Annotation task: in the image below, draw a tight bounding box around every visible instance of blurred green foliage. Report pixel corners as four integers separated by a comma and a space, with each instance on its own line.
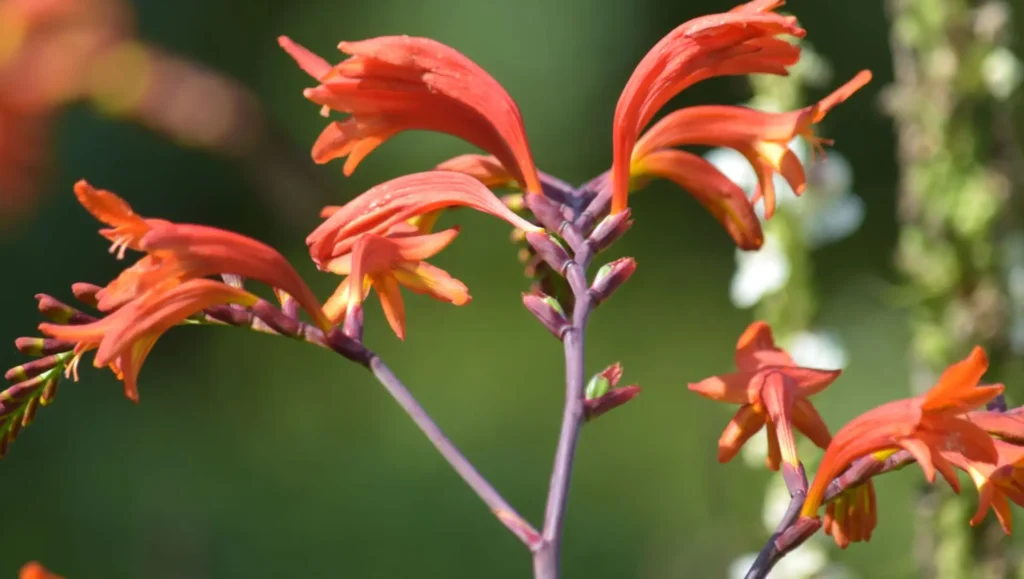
1, 0, 1020, 577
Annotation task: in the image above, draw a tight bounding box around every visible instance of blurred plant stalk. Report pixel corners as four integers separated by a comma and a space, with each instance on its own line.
0, 0, 333, 234
886, 0, 1023, 576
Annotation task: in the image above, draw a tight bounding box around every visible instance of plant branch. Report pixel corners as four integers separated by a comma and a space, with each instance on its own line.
533, 211, 597, 579
202, 301, 541, 549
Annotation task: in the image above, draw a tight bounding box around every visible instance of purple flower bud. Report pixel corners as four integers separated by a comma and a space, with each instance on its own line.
522, 293, 570, 340
526, 232, 572, 275
71, 283, 102, 308
5, 354, 65, 383
252, 300, 302, 339
590, 258, 637, 305
524, 193, 572, 234
587, 209, 633, 253
15, 337, 75, 357
35, 294, 95, 325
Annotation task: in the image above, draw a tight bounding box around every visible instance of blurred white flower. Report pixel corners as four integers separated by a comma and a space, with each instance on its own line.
787, 330, 848, 370
730, 232, 791, 308
802, 193, 865, 248
762, 476, 793, 532
981, 46, 1023, 100
741, 428, 770, 469
727, 544, 828, 579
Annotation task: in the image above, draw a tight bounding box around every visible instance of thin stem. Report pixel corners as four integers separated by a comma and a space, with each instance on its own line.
368, 356, 541, 549
201, 303, 541, 549
535, 245, 594, 578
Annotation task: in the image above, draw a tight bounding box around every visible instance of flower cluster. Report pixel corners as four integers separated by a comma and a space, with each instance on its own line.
691, 321, 1024, 564
0, 1, 921, 578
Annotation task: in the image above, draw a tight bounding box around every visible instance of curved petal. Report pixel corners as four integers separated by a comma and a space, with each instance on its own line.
436, 153, 517, 189
139, 223, 331, 331
922, 346, 1003, 416
717, 404, 765, 463
279, 35, 541, 194
307, 171, 541, 266
609, 7, 804, 213
688, 370, 756, 404
371, 273, 406, 341
792, 398, 832, 449
633, 148, 763, 249
392, 261, 471, 305
734, 320, 782, 370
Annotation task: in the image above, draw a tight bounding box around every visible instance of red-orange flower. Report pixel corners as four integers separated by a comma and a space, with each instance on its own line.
610, 0, 805, 215
19, 561, 64, 579
688, 321, 839, 470
325, 228, 470, 340
944, 439, 1024, 534
306, 171, 541, 271
39, 278, 258, 401
631, 70, 872, 219
802, 347, 1003, 518
279, 34, 541, 194
73, 181, 331, 330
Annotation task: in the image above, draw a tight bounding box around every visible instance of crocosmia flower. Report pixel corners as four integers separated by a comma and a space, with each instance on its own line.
802, 347, 1003, 520
688, 321, 840, 470
40, 278, 258, 401
610, 0, 806, 216
945, 439, 1024, 534
630, 70, 872, 219
279, 34, 541, 194
73, 180, 330, 330
324, 228, 470, 340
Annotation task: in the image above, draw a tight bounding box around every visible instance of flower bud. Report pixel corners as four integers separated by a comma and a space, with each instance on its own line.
585, 362, 623, 400
35, 294, 95, 325
584, 385, 640, 421
15, 337, 75, 357
522, 293, 569, 339
252, 300, 302, 339
524, 192, 572, 234
526, 232, 573, 275
590, 258, 636, 305
587, 209, 633, 253
71, 283, 102, 308
5, 354, 65, 383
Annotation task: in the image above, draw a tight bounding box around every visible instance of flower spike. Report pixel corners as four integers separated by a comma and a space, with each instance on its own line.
279, 35, 542, 194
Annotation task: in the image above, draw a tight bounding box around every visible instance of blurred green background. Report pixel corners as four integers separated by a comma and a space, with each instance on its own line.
1, 0, 1020, 577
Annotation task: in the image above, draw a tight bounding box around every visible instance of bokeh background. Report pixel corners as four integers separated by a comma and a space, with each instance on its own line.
0, 0, 1022, 577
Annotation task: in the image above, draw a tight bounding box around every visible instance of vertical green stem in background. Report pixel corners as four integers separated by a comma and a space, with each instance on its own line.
886, 0, 1022, 576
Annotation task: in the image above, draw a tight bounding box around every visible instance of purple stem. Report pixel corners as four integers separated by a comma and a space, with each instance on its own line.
203, 302, 541, 548
368, 356, 542, 549
533, 219, 596, 578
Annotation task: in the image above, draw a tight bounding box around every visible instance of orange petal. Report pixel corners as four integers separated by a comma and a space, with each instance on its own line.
792, 398, 832, 449
610, 7, 804, 213
633, 148, 763, 249
278, 35, 333, 80
281, 34, 541, 193
372, 273, 407, 341
717, 404, 765, 463
307, 171, 540, 266
140, 223, 332, 331
810, 70, 873, 124
392, 261, 471, 305
688, 371, 757, 404
734, 321, 781, 370
436, 154, 517, 189
782, 366, 842, 397
760, 372, 799, 467
921, 346, 1003, 416
765, 420, 782, 471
